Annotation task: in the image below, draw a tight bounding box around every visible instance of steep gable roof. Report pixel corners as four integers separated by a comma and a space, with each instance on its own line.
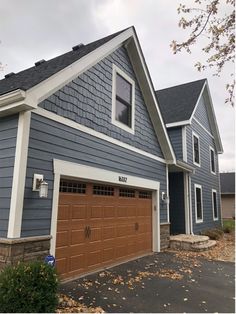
0, 29, 126, 96
155, 79, 206, 125
220, 172, 235, 194
0, 26, 176, 163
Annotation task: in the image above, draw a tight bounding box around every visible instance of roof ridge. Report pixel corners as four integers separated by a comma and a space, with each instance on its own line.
155, 78, 207, 93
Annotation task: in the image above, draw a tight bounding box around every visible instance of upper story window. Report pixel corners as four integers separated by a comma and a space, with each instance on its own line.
194, 184, 203, 223
212, 189, 218, 220
210, 147, 216, 174
192, 132, 200, 166
112, 64, 135, 134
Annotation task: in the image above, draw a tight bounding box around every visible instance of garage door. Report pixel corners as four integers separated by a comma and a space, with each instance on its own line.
56, 180, 152, 280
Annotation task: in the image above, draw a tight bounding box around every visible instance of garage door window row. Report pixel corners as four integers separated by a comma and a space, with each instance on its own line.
59, 180, 152, 199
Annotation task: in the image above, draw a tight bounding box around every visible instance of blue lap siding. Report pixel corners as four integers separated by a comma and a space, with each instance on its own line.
21, 113, 167, 237
0, 114, 18, 237
167, 127, 183, 160
187, 112, 221, 233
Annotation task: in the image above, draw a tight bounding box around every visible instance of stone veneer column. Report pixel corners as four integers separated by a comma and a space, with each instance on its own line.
0, 235, 51, 269
160, 223, 170, 249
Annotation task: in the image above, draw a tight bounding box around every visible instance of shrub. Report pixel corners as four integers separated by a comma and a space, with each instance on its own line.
201, 228, 224, 240
0, 260, 59, 313
223, 219, 235, 233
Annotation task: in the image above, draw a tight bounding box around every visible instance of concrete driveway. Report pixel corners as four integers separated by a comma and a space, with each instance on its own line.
60, 252, 235, 313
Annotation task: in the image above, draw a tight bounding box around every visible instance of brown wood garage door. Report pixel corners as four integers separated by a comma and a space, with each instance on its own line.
56, 180, 152, 280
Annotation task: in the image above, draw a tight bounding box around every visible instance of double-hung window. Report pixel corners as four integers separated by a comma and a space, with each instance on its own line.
210, 147, 216, 174
212, 190, 218, 220
195, 184, 203, 223
192, 132, 200, 166
112, 65, 135, 133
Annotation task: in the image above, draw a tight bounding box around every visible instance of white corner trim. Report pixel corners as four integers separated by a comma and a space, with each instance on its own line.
193, 117, 214, 139
189, 176, 193, 234
50, 159, 160, 255
111, 64, 135, 134
212, 189, 219, 221
182, 126, 187, 162
7, 111, 31, 238
27, 28, 135, 105
194, 183, 203, 224
192, 131, 201, 167
33, 107, 166, 164
209, 146, 216, 175
166, 164, 169, 223
166, 120, 191, 128
184, 173, 190, 234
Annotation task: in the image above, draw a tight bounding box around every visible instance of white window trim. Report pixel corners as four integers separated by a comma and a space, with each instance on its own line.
182, 126, 187, 162
112, 64, 135, 134
194, 184, 203, 223
212, 189, 218, 221
192, 132, 201, 167
209, 146, 216, 175
50, 159, 160, 256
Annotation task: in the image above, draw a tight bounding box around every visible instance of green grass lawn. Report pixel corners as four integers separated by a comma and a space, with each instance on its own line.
223, 219, 235, 233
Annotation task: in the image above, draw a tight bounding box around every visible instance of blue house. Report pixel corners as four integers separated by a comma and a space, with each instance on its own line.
0, 27, 223, 280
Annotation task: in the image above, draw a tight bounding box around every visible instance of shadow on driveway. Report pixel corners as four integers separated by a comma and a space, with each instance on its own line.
60, 252, 235, 313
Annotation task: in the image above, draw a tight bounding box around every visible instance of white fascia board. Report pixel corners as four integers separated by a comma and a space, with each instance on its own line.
166, 120, 191, 128
0, 89, 26, 107
26, 28, 134, 105
189, 81, 207, 121
125, 36, 176, 164
190, 81, 223, 154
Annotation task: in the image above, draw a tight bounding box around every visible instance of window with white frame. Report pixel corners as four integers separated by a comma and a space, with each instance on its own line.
210, 147, 216, 174
212, 190, 218, 220
195, 184, 203, 223
112, 65, 135, 133
193, 133, 200, 166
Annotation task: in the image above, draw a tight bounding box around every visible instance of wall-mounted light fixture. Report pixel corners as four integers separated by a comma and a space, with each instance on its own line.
33, 174, 49, 198
161, 192, 170, 204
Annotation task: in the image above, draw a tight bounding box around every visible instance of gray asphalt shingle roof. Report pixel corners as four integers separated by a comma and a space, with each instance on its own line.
0, 29, 127, 96
220, 173, 235, 194
155, 79, 206, 124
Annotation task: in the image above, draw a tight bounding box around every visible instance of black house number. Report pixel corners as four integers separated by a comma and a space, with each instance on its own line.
119, 176, 127, 183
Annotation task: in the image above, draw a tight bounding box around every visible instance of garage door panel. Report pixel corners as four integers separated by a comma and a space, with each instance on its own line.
69, 254, 86, 272
56, 231, 69, 247
56, 181, 153, 280
71, 205, 87, 219
104, 206, 116, 218
71, 229, 85, 245
58, 205, 70, 220
103, 226, 116, 239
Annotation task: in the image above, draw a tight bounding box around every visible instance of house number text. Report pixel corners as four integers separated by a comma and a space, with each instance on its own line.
119, 176, 127, 183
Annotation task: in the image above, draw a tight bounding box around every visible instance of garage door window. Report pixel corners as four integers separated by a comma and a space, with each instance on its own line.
60, 180, 86, 193
139, 191, 152, 199
93, 185, 114, 196
119, 188, 135, 197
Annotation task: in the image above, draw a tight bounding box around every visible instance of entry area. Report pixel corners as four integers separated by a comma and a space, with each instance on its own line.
56, 180, 152, 280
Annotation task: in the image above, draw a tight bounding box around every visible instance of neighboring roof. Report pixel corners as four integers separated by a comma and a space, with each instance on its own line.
0, 29, 127, 96
220, 172, 235, 194
155, 79, 206, 124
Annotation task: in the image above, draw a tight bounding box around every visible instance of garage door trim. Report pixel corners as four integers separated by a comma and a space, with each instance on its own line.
50, 159, 160, 256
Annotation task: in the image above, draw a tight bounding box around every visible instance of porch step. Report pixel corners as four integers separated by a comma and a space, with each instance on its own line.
169, 234, 216, 252
192, 240, 217, 252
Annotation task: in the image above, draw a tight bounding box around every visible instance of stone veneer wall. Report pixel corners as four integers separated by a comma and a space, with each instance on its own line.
160, 223, 170, 249
0, 235, 51, 269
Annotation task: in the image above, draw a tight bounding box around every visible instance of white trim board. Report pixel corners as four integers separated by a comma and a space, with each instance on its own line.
7, 111, 31, 238
194, 184, 203, 224
193, 117, 214, 139
182, 126, 187, 162
50, 159, 160, 255
111, 64, 135, 134
212, 189, 219, 221
166, 120, 190, 128
33, 107, 166, 164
